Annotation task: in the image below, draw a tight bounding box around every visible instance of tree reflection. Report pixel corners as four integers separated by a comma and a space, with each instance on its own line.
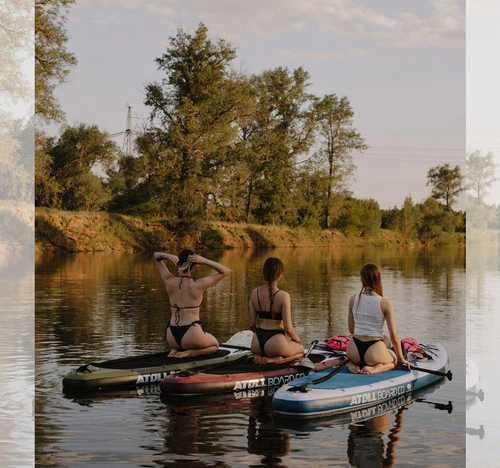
247, 397, 290, 467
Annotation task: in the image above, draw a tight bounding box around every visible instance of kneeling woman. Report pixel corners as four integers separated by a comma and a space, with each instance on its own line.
249, 258, 304, 360
346, 263, 409, 374
154, 250, 231, 358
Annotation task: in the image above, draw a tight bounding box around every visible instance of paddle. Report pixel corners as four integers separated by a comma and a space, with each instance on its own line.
288, 358, 348, 392
224, 330, 254, 350
415, 398, 453, 413
467, 388, 485, 401
404, 363, 453, 381
293, 340, 319, 371
466, 425, 485, 439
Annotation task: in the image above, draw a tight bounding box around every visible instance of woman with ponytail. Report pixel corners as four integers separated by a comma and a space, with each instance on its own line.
346, 264, 409, 374
153, 249, 231, 358
249, 257, 304, 359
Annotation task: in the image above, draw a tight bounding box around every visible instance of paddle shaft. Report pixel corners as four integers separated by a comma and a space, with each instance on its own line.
292, 340, 319, 371
303, 348, 451, 380
406, 363, 453, 381
288, 358, 348, 392
416, 398, 453, 413
304, 340, 318, 358
313, 359, 348, 383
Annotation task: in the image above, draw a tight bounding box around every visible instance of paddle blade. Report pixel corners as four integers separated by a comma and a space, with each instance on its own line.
304, 340, 319, 358
225, 330, 253, 349
295, 357, 315, 370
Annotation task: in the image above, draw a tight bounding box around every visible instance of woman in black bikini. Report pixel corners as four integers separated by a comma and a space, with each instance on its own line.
249, 258, 304, 359
154, 249, 231, 358
346, 263, 409, 374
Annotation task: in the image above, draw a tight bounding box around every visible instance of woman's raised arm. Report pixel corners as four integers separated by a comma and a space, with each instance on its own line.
191, 254, 232, 290
153, 252, 178, 282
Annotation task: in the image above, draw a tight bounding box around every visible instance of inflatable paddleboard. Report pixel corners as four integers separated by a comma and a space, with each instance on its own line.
273, 343, 449, 418
160, 348, 343, 396
62, 331, 253, 393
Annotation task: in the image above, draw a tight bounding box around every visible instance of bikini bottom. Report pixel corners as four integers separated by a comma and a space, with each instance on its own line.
353, 337, 382, 368
255, 328, 286, 357
167, 321, 202, 350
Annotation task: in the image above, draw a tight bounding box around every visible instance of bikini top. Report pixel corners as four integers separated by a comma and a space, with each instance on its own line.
254, 288, 283, 321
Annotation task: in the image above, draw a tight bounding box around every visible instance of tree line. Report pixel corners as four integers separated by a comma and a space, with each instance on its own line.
35, 10, 473, 242
466, 150, 499, 231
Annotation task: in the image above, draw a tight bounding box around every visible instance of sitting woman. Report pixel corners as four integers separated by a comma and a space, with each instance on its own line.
346, 263, 409, 375
154, 249, 231, 358
249, 257, 304, 362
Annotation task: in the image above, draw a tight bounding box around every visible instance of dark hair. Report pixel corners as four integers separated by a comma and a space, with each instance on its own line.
263, 257, 284, 318
177, 249, 194, 268
360, 263, 383, 296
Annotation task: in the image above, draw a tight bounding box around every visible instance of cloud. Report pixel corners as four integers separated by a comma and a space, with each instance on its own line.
78, 0, 464, 49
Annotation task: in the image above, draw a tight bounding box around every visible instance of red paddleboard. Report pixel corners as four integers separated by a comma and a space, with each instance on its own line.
160, 350, 342, 396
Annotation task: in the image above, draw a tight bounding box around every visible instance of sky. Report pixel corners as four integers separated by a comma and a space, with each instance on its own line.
467, 0, 500, 205
54, 0, 466, 208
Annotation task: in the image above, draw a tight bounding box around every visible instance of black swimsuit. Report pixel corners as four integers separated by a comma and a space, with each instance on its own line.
166, 276, 204, 350
253, 289, 285, 356
167, 310, 203, 350
353, 337, 382, 368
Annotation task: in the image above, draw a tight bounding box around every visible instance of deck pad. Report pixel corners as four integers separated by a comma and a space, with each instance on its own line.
203, 353, 326, 375
290, 368, 409, 390
94, 349, 230, 370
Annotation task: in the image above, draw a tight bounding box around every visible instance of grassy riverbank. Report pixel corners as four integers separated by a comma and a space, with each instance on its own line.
35, 208, 464, 255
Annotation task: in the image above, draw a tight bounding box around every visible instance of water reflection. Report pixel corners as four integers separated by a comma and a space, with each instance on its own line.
36, 246, 464, 466
1, 260, 34, 467
347, 409, 405, 467
466, 235, 500, 466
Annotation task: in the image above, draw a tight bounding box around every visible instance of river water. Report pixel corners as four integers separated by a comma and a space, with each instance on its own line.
466, 239, 500, 467
0, 259, 34, 468
35, 246, 465, 467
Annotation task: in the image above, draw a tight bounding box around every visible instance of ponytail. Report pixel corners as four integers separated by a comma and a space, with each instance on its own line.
262, 257, 284, 319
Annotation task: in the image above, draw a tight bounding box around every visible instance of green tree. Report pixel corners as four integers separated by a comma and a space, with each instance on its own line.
332, 197, 381, 235
35, 0, 76, 122
398, 196, 419, 239
381, 197, 420, 239
35, 133, 61, 207
143, 24, 252, 230
1, 0, 32, 105
416, 197, 458, 242
292, 163, 329, 228
426, 163, 463, 209
245, 67, 317, 224
466, 151, 497, 203
0, 120, 32, 201
37, 124, 118, 210
381, 207, 399, 230
314, 94, 367, 228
